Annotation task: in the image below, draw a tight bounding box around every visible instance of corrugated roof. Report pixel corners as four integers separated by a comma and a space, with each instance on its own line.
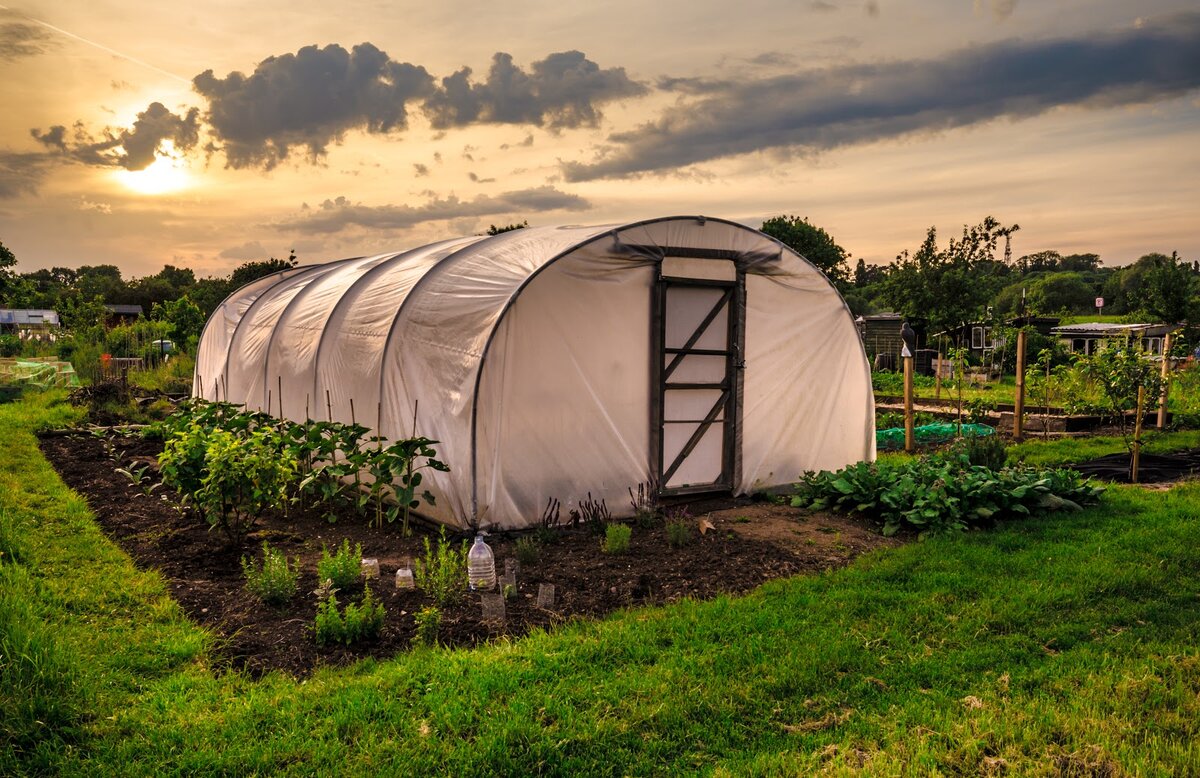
0, 309, 60, 325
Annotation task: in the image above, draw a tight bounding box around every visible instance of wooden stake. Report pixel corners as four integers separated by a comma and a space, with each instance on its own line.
903, 355, 915, 454
349, 398, 356, 425
1013, 328, 1027, 442
934, 338, 944, 400
266, 389, 272, 417
277, 375, 284, 418
326, 389, 333, 422
1157, 332, 1172, 430
1132, 384, 1146, 484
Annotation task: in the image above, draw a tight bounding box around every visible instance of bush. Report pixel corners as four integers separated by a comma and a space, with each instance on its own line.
314, 583, 386, 646
601, 523, 632, 554
241, 542, 299, 605
793, 456, 1104, 538
514, 537, 539, 566
413, 528, 468, 607
194, 427, 298, 543
317, 539, 362, 589
413, 605, 441, 647
944, 434, 1008, 471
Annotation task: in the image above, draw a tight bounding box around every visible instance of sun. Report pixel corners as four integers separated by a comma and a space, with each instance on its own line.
114, 151, 191, 195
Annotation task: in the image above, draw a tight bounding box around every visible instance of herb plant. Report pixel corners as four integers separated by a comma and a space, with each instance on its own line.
241, 542, 300, 605
317, 539, 362, 589
413, 528, 468, 607
601, 523, 632, 554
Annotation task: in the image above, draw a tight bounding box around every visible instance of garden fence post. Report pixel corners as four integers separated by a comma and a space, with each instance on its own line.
903, 353, 915, 454
1157, 331, 1172, 430
1013, 328, 1027, 442
1132, 384, 1145, 483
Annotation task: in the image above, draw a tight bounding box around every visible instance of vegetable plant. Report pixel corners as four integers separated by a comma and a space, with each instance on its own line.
793, 454, 1104, 539
194, 427, 298, 544
413, 605, 441, 647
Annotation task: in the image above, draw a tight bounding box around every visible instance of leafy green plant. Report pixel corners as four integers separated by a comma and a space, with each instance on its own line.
666, 519, 692, 548
1076, 343, 1164, 445
413, 605, 441, 647
944, 435, 1008, 471
502, 584, 516, 600
314, 583, 386, 646
241, 542, 300, 605
194, 427, 298, 543
514, 537, 540, 566
602, 523, 632, 554
965, 397, 997, 425
793, 456, 1104, 539
413, 528, 468, 607
317, 539, 362, 589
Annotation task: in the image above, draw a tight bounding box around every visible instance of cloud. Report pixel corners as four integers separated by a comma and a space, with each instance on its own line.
193, 43, 435, 169
413, 162, 429, 176
0, 150, 51, 197
975, 0, 1018, 21
0, 21, 55, 60
865, 0, 880, 17
468, 172, 496, 183
219, 240, 268, 260
79, 198, 111, 214
31, 102, 200, 170
423, 50, 647, 130
563, 12, 1200, 181
808, 1, 837, 11
278, 185, 590, 234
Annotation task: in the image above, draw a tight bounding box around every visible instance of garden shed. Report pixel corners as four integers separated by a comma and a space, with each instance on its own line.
193, 216, 874, 530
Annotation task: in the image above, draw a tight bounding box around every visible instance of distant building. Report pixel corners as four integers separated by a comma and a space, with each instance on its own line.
103, 304, 143, 325
934, 316, 1061, 355
857, 313, 904, 369
0, 309, 60, 340
1050, 322, 1178, 356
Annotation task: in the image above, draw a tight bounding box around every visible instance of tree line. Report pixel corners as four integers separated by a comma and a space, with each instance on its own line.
759, 215, 1198, 340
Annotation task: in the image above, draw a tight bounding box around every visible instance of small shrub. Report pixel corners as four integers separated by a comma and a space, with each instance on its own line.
502, 583, 516, 600
414, 527, 468, 607
241, 542, 299, 605
413, 605, 442, 647
317, 539, 362, 589
314, 583, 386, 646
666, 519, 692, 548
601, 523, 632, 554
514, 537, 540, 566
966, 397, 997, 425
946, 434, 1007, 471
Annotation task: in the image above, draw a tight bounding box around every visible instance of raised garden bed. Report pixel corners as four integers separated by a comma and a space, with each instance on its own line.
39, 431, 897, 677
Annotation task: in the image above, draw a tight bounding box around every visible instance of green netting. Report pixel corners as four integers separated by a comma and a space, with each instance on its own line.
877, 422, 995, 450
0, 358, 80, 389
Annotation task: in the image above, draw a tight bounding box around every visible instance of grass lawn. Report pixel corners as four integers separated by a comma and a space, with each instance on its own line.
3, 391, 1199, 774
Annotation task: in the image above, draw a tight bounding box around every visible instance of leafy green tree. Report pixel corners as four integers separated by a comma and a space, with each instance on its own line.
153, 295, 206, 348
229, 251, 298, 290
761, 215, 851, 287
0, 239, 33, 306
1140, 251, 1196, 323
880, 216, 1018, 341
55, 292, 108, 334
486, 221, 528, 235
1028, 272, 1095, 315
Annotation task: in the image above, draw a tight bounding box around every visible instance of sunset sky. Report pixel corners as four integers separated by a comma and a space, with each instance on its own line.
1, 0, 1197, 278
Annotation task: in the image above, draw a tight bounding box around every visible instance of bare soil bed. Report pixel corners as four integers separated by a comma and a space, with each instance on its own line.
39, 431, 898, 677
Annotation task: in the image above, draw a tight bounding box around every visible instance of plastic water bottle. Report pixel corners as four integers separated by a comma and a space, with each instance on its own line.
468, 534, 496, 591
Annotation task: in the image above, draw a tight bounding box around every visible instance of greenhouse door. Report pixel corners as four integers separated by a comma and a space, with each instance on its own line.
652, 267, 744, 496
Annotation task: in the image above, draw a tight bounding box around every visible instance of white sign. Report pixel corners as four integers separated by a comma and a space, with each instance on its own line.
1095, 297, 1105, 308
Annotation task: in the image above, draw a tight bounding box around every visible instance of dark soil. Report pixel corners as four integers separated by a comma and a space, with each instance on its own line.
38, 431, 898, 678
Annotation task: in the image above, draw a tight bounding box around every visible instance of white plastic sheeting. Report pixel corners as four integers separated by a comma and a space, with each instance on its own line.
194, 216, 875, 530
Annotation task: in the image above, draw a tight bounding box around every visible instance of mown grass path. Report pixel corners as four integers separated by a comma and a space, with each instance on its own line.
2, 392, 1199, 775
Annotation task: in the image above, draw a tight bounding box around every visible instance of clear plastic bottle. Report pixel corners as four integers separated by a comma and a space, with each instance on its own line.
468, 534, 496, 591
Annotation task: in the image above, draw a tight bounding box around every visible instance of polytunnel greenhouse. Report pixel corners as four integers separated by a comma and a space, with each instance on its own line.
194, 216, 875, 530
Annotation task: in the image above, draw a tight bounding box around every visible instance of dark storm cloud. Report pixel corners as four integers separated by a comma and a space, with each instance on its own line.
279, 186, 589, 234
193, 43, 435, 170
423, 50, 647, 131
0, 21, 54, 60
31, 102, 200, 171
563, 12, 1200, 181
0, 150, 51, 198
